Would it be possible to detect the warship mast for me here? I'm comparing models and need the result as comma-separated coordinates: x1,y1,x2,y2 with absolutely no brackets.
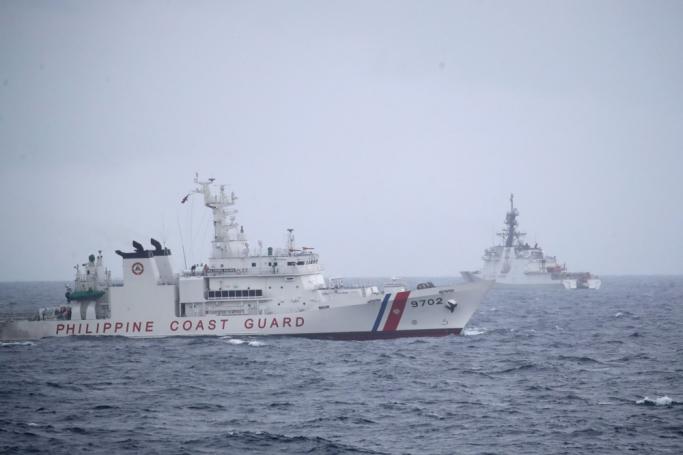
502,193,523,247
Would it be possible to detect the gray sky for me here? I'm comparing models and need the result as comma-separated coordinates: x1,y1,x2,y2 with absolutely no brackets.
1,0,682,280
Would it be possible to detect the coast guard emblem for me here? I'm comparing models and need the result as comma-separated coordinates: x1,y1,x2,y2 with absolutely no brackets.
132,262,144,275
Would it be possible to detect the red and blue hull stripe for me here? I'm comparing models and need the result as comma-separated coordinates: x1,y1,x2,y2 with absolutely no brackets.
372,291,411,333
372,293,392,332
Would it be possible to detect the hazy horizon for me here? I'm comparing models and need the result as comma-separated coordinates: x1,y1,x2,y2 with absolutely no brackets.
2,274,682,285
1,1,682,280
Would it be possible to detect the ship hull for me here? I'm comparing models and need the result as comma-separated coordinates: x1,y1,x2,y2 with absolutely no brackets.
489,278,562,287
461,271,563,287
0,281,492,341
289,328,462,340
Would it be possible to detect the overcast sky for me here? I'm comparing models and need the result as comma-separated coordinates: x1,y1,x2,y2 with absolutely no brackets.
1,0,682,281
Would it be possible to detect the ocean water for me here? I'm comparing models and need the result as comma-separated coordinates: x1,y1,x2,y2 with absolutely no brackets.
1,277,682,454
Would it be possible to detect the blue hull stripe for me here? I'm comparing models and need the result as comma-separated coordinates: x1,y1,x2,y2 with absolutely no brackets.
372,293,392,332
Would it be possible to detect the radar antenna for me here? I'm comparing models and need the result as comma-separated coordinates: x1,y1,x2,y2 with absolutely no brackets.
501,193,524,248
182,174,248,260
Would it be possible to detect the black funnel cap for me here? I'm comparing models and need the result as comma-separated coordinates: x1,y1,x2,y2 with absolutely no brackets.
132,240,144,252
150,238,163,252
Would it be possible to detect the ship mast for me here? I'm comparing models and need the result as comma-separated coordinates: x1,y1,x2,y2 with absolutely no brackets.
287,228,296,254
502,193,523,247
193,174,249,259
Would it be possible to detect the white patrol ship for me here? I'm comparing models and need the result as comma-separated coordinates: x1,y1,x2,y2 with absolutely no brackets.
461,194,601,289
0,176,492,341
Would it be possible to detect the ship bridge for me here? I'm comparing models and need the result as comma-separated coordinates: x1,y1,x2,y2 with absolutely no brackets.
177,176,326,317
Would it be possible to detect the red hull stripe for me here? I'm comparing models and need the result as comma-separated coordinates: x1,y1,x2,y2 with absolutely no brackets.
382,291,410,332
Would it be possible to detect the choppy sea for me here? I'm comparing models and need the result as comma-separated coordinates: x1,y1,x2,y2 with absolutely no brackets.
1,276,681,454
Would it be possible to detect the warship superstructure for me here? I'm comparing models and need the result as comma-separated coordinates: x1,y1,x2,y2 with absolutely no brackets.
0,176,492,341
461,195,601,289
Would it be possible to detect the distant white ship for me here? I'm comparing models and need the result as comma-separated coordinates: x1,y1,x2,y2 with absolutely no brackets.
0,175,492,341
461,195,601,289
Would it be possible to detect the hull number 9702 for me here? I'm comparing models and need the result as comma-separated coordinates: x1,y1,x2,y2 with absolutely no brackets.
410,297,443,307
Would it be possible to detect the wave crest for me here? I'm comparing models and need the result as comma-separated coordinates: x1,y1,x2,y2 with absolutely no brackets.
463,327,486,336
1,341,34,347
636,396,676,406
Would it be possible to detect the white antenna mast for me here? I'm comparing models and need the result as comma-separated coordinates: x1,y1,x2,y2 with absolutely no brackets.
287,228,295,254
176,213,188,270
190,174,246,259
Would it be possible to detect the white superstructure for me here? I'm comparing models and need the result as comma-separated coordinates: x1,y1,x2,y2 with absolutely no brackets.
462,195,601,289
1,176,492,341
